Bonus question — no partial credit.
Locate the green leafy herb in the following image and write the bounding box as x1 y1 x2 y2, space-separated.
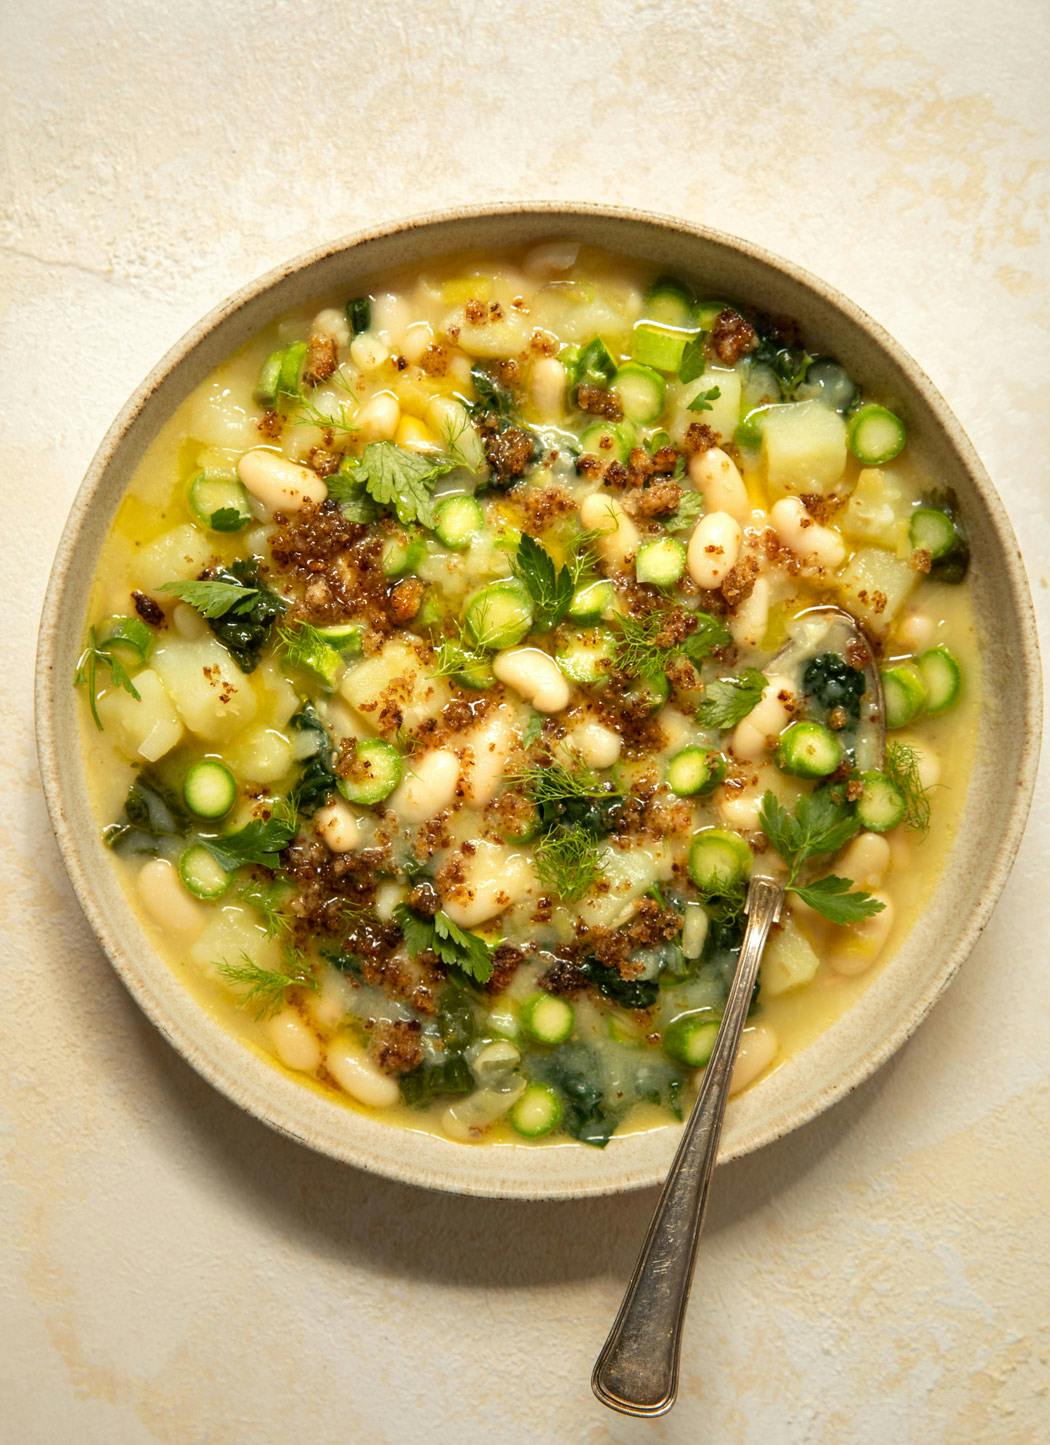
687 385 722 414
102 772 193 855
535 824 600 903
665 491 705 532
346 441 456 528
884 741 932 834
696 669 768 729
614 608 731 680
394 905 495 985
159 578 258 618
216 950 317 1019
74 627 141 730
287 704 337 817
469 365 515 418
521 710 545 749
328 463 380 522
514 762 622 833
201 801 298 873
759 790 883 925
512 533 573 631
678 335 707 385
237 879 293 936
277 620 343 687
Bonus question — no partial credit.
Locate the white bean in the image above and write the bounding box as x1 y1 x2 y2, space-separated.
267 1008 321 1074
326 1035 400 1108
356 392 400 442
837 832 891 890
570 720 622 769
172 603 208 640
237 448 327 513
578 491 640 572
305 966 355 1036
770 496 846 572
401 321 434 364
311 307 350 349
730 575 770 650
349 333 389 372
688 447 749 524
441 842 535 929
137 858 205 939
915 744 941 790
831 894 895 976
717 787 763 832
523 239 580 277
390 748 461 824
687 510 742 589
493 647 570 713
529 356 567 420
374 881 407 921
731 673 796 761
730 1024 778 1094
315 800 366 853
460 709 516 807
896 609 936 653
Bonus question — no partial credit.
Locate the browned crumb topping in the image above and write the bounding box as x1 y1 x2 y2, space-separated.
576 383 623 421
709 308 758 365
303 334 338 385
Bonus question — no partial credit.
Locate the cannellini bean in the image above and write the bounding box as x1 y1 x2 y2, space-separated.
831 894 895 975
687 510 742 589
137 858 205 939
374 881 407 921
770 496 846 572
460 708 516 807
915 744 941 790
523 239 580 277
312 306 350 349
267 1008 322 1074
837 832 891 890
172 603 208 640
688 447 749 524
237 448 327 513
731 673 796 760
578 492 640 572
305 966 355 1036
530 356 567 419
326 1035 400 1108
315 800 366 853
349 332 389 372
730 575 770 651
717 787 764 832
896 609 936 653
401 321 434 364
356 392 400 442
730 1024 778 1094
441 842 535 929
492 648 570 713
570 720 622 769
390 749 461 824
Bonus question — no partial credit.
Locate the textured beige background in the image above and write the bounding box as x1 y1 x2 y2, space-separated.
4 2 1050 1441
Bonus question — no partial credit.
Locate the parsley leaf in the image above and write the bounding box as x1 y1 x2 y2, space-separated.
758 789 883 925
394 905 495 984
159 578 257 618
328 464 380 522
665 491 705 532
678 335 707 385
202 802 298 872
521 710 545 749
512 533 573 631
696 669 767 729
791 875 884 924
346 442 456 528
687 385 722 414
680 612 733 665
74 626 141 730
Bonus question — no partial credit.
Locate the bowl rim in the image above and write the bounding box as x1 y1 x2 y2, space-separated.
35 201 1042 1199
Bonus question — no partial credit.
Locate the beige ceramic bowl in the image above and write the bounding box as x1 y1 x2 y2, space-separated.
36 205 1041 1199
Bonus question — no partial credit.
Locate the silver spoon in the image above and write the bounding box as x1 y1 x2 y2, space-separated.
592 607 884 1417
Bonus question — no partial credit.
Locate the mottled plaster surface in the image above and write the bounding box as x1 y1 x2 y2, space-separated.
2 2 1049 1440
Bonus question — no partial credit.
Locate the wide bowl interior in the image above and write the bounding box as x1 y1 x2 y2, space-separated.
36 206 1040 1199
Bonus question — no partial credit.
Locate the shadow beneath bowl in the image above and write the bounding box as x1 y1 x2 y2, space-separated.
120 975 899 1292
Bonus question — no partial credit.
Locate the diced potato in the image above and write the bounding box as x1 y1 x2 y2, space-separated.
231 727 295 785
253 661 301 730
185 375 262 450
425 395 486 471
134 524 215 593
338 638 452 736
760 917 821 997
529 280 637 346
442 304 530 358
670 368 742 446
841 467 910 552
762 400 847 496
835 546 918 637
189 905 283 987
576 846 674 931
96 667 183 762
151 638 258 743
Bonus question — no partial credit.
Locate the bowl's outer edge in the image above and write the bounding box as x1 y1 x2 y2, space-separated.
35 203 1043 1200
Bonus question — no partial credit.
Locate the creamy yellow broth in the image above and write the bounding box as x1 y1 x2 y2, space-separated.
77 244 978 1147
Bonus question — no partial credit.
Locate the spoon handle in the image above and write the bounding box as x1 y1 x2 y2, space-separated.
591 873 784 1417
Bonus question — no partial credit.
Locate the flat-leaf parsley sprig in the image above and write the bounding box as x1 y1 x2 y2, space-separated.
759 790 884 925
